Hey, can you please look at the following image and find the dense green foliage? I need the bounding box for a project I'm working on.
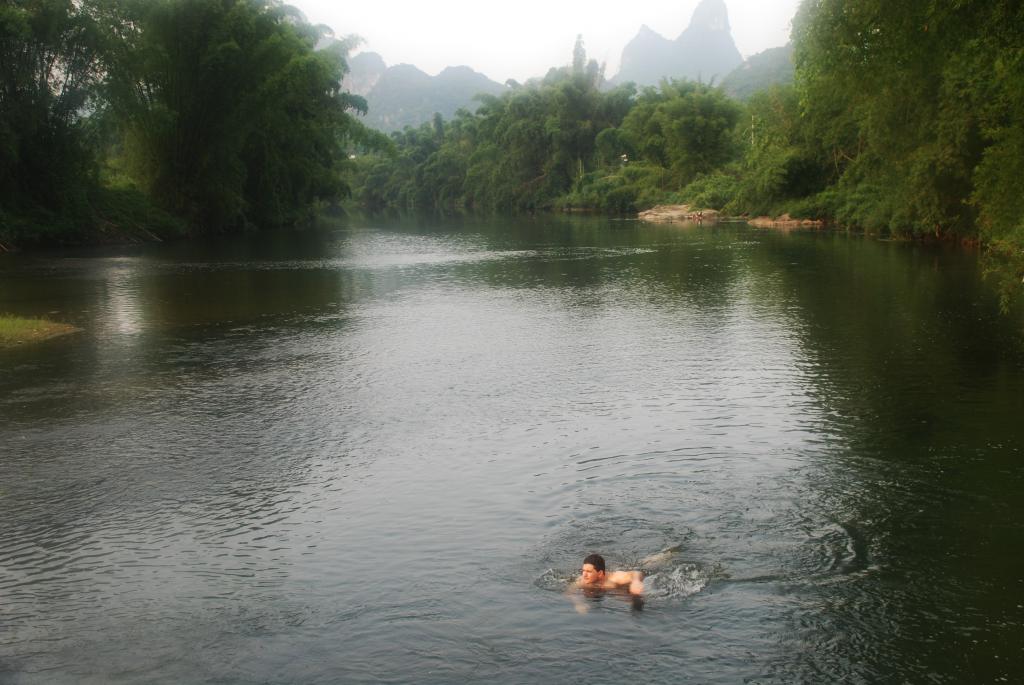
[350,38,740,215]
[0,0,106,242]
[724,0,1023,256]
[352,37,637,213]
[355,3,1024,285]
[1,0,371,244]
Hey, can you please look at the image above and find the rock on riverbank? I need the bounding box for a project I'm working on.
[638,205,719,223]
[747,213,824,228]
[637,205,824,228]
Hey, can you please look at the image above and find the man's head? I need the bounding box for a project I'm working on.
[580,553,606,585]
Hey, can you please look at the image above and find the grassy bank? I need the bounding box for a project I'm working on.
[0,316,80,347]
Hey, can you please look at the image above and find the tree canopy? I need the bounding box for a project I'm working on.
[1,0,374,244]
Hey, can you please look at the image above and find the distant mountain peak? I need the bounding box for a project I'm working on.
[438,65,480,79]
[613,0,743,86]
[350,51,385,69]
[341,51,386,97]
[346,55,506,132]
[686,0,731,36]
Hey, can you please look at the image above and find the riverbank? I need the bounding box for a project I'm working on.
[0,316,80,347]
[637,204,824,228]
[0,186,186,252]
[637,205,722,223]
[747,213,825,229]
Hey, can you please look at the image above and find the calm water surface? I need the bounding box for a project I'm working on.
[1,216,1023,683]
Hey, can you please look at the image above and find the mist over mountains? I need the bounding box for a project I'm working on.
[345,0,789,132]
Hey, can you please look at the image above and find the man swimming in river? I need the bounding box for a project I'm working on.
[575,553,644,595]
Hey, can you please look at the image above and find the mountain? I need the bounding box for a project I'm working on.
[612,0,743,86]
[342,52,506,133]
[720,44,795,100]
[344,51,387,96]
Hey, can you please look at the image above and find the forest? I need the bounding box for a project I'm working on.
[355,3,1023,252]
[1,0,374,245]
[2,0,1023,285]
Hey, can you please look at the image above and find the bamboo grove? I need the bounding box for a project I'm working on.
[1,0,373,244]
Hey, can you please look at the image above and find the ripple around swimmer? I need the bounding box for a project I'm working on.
[643,563,711,599]
[722,517,874,587]
[797,519,872,578]
[534,561,711,603]
[527,515,716,604]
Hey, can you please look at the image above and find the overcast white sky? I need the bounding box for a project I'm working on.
[290,1,803,83]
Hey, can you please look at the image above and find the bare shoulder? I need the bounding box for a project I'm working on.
[606,570,639,585]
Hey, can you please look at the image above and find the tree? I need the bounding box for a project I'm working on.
[620,80,740,186]
[356,36,634,213]
[0,0,106,230]
[104,0,366,231]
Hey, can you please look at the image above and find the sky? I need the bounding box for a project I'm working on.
[290,0,803,84]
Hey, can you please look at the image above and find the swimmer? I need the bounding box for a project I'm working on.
[566,554,644,613]
[567,554,644,615]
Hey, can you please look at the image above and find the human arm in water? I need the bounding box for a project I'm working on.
[605,570,644,595]
[575,568,644,595]
[565,580,590,614]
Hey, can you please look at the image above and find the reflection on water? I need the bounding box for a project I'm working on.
[1,215,1022,684]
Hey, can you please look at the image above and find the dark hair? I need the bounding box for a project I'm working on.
[583,553,605,572]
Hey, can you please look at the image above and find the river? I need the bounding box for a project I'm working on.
[1,215,1022,683]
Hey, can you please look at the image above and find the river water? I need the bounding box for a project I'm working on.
[1,216,1022,683]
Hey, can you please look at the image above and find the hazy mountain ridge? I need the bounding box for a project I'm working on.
[343,52,506,133]
[342,0,773,132]
[612,0,743,86]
